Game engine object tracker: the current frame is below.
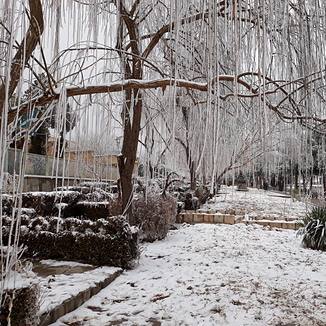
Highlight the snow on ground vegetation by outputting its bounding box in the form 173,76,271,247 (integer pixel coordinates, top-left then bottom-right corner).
48,188,326,326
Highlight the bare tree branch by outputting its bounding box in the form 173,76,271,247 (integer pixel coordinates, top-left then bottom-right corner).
10,73,326,130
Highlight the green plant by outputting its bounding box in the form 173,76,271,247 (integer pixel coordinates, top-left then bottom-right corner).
298,206,326,251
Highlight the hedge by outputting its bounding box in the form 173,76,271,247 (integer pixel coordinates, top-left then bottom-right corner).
2,216,138,269
1,283,40,326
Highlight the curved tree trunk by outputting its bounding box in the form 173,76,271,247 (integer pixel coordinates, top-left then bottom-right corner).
0,0,44,114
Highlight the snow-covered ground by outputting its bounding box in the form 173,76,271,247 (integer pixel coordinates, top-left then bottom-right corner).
38,263,121,314
202,187,310,221
47,188,326,326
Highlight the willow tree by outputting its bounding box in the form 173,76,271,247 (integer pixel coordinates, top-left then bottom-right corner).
1,0,326,221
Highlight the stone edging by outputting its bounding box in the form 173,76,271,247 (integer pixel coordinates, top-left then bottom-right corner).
39,269,122,326
177,211,301,230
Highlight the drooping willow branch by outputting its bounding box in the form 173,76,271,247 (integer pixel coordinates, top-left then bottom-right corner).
8,73,326,128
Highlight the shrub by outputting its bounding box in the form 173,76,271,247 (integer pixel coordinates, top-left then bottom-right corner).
2,216,138,268
22,191,82,217
20,187,121,219
1,195,14,215
298,206,326,251
0,283,40,326
107,197,123,217
132,194,177,242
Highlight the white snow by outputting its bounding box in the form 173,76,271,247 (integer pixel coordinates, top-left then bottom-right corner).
39,259,94,268
39,266,121,314
44,188,326,326
77,201,110,206
202,187,310,221
2,270,36,291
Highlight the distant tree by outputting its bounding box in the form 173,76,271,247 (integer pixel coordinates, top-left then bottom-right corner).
2,0,326,221
29,123,48,155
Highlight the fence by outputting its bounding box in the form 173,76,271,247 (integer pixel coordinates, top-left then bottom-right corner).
3,149,119,192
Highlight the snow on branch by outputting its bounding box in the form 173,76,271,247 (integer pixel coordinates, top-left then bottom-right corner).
6,77,224,123
5,72,326,133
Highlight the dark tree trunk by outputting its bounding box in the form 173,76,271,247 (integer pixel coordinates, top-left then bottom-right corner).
115,1,143,223
294,164,299,190
118,89,142,224
190,160,196,190
0,0,44,117
302,173,307,193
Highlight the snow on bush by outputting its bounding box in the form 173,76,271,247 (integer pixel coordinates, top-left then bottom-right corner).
1,195,14,216
2,216,138,268
298,206,326,251
22,191,81,217
20,185,121,219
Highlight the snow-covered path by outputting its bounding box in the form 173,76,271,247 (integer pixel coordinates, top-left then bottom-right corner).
50,223,326,326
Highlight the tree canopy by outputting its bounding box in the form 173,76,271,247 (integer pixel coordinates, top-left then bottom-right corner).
1,0,326,211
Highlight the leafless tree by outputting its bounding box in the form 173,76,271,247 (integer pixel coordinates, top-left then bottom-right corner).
1,0,326,221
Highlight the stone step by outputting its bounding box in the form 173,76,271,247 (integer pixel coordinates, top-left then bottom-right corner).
177,212,301,230
243,220,300,230
177,212,235,225
182,210,302,222
39,268,122,326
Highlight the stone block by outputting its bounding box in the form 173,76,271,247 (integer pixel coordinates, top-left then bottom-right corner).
224,214,235,224
203,214,214,223
193,213,204,223
52,304,66,324
214,214,224,223
225,209,236,215
183,214,194,223
282,222,294,230
256,220,270,226
263,216,275,221
198,209,208,214
177,213,189,223
274,216,285,220
268,221,283,228
286,217,297,221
